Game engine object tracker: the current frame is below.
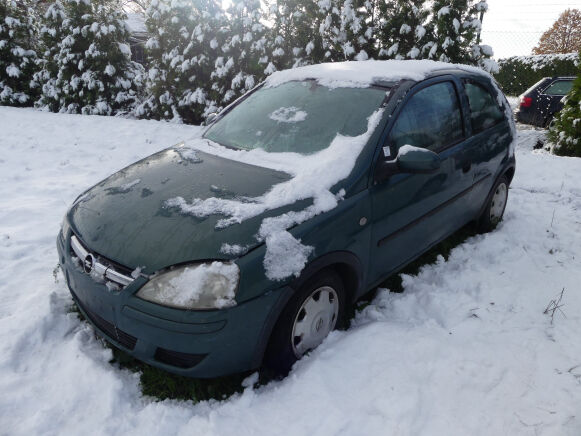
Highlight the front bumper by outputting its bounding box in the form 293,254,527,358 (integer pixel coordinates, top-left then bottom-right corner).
57,231,292,378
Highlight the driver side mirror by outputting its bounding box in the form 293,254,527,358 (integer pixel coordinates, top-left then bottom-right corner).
375,144,442,183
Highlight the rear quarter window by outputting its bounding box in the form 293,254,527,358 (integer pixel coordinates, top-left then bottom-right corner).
543,80,573,96
464,82,504,134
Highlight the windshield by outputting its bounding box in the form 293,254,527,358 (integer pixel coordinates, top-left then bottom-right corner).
204,81,388,155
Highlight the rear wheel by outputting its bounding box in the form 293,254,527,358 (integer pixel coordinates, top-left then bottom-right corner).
264,269,346,374
477,175,509,233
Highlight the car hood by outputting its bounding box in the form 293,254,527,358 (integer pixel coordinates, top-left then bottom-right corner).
68,145,292,273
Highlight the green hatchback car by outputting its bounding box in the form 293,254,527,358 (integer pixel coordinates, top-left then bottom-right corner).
58,60,516,377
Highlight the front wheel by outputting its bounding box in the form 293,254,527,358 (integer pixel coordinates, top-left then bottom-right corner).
477,175,509,233
264,269,347,374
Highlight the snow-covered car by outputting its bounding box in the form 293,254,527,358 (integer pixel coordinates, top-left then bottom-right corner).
57,60,516,377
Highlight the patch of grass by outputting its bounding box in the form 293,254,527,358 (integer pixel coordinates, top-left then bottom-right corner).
68,299,252,402
67,300,86,321
107,346,251,402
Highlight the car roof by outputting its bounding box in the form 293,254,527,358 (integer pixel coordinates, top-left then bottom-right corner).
264,60,492,89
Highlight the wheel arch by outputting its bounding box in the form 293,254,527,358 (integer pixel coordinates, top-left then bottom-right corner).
291,250,364,303
504,165,515,185
251,250,364,369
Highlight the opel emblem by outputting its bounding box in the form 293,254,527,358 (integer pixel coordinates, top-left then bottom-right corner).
84,254,94,274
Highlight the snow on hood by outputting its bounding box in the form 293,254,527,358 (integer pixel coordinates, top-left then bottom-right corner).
264,59,488,89
171,109,384,280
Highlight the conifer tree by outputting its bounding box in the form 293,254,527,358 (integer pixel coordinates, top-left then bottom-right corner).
318,0,372,61
548,51,581,157
35,0,67,111
376,0,429,60
427,0,493,70
45,0,142,115
0,0,39,106
210,0,266,109
265,0,326,70
137,0,221,123
175,0,223,122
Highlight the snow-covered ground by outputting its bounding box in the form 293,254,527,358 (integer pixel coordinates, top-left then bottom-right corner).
1,107,580,435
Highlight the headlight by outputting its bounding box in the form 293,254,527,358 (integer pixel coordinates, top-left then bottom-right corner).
61,216,71,237
136,262,239,310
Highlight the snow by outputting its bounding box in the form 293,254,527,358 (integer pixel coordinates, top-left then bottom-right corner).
397,144,423,156
6,64,20,77
220,243,249,256
437,6,450,17
268,106,307,123
117,178,141,192
2,108,581,435
264,60,488,90
499,53,580,70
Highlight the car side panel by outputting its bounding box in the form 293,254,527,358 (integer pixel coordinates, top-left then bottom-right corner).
367,77,475,285
465,119,513,213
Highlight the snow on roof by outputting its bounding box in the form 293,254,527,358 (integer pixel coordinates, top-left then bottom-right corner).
125,12,146,34
264,59,489,89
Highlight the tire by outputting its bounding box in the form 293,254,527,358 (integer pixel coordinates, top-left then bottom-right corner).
477,175,509,233
264,269,347,375
544,114,555,129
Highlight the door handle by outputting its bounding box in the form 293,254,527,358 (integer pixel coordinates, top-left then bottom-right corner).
462,162,472,173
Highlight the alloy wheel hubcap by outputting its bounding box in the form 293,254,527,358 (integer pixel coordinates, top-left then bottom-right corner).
490,183,508,224
291,286,339,357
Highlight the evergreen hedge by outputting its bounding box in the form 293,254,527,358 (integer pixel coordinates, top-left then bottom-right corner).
548,51,581,157
494,53,579,96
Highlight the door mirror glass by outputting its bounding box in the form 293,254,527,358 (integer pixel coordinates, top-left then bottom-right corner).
204,112,218,125
397,144,441,173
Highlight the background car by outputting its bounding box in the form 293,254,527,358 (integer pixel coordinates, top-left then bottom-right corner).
515,76,574,127
58,61,516,378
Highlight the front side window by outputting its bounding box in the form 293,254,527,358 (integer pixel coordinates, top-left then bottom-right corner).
204,81,387,155
389,81,464,152
464,82,504,134
543,80,573,96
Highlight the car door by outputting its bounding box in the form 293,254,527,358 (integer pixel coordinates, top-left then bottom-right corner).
461,79,512,214
368,78,474,285
537,79,574,125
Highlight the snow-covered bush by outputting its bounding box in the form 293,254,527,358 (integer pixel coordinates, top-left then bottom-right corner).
376,0,430,60
548,51,581,157
0,0,39,106
428,0,495,71
265,0,324,70
317,0,371,62
34,1,66,112
209,0,267,108
495,53,579,96
38,0,142,115
135,0,223,124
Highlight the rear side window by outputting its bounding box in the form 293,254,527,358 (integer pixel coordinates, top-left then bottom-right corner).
464,82,504,134
543,80,573,96
390,81,464,152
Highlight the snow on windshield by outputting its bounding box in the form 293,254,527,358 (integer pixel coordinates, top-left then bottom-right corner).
268,106,307,123
168,109,383,280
